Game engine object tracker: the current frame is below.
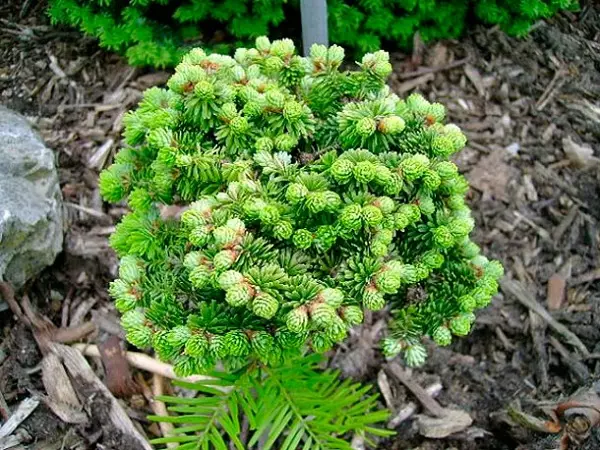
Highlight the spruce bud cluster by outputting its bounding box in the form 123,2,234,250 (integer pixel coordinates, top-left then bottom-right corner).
101,37,502,375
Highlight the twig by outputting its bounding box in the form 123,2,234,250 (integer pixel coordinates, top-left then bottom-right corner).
53,322,96,343
570,268,600,286
388,382,443,428
536,68,567,111
0,390,10,422
399,58,469,80
152,374,177,448
500,279,590,356
72,344,218,385
0,282,26,324
0,397,39,438
549,336,590,383
529,310,549,391
384,363,446,418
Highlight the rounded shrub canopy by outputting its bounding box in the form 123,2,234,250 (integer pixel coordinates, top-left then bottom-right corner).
101,37,503,376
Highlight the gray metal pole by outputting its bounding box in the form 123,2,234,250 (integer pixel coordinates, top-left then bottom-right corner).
300,0,329,56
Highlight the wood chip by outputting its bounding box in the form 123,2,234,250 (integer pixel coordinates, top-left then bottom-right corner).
547,273,566,311
501,279,589,356
396,73,435,94
388,382,443,428
464,64,485,97
468,148,518,201
552,205,580,243
570,268,600,286
98,336,139,398
416,409,473,438
50,343,153,450
0,397,39,439
562,136,600,168
385,363,446,418
41,352,87,424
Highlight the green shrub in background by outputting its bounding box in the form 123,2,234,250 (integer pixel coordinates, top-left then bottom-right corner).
99,37,502,447
48,0,578,68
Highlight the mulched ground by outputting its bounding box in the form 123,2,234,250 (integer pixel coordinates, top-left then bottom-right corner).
1,1,599,449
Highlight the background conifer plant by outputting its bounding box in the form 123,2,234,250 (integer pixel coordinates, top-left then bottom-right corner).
100,37,503,447
48,0,579,67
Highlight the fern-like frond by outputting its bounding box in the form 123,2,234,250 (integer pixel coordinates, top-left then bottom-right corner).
150,356,392,449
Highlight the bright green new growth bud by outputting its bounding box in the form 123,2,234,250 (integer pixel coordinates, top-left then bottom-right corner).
378,116,405,134
293,229,313,249
450,314,474,336
432,326,452,346
286,183,309,204
382,338,403,358
214,249,237,270
401,154,430,181
306,191,329,213
226,283,254,307
287,307,309,333
189,265,211,288
310,303,337,327
274,134,298,151
103,40,500,374
404,343,427,367
185,334,208,357
432,226,455,249
341,305,364,325
119,255,143,283
421,250,444,269
320,288,344,308
213,226,238,247
435,161,459,180
218,270,245,290
356,117,377,137
458,295,477,312
485,260,505,280
259,204,280,225
362,205,383,226
331,159,355,183
363,288,385,311
252,292,279,319
255,136,274,152
168,325,191,349
353,161,377,183
273,221,293,240
375,271,401,294
340,204,363,231
225,330,251,357
374,196,395,214
421,169,441,191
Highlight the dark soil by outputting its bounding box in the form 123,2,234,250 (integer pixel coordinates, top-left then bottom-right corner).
1,1,599,449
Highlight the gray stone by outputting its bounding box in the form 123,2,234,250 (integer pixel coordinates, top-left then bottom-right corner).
0,106,63,289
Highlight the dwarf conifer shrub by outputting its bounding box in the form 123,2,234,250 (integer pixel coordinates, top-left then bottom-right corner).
100,38,503,447
48,0,578,67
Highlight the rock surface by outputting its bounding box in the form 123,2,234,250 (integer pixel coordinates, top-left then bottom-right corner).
0,106,63,289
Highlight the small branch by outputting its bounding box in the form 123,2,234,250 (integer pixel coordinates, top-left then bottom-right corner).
152,374,177,449
53,322,96,343
388,382,443,428
384,362,446,418
501,279,590,356
72,344,219,386
549,336,590,383
398,57,469,80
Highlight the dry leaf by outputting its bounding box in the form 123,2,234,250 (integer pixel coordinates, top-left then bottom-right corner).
416,409,473,438
562,137,599,168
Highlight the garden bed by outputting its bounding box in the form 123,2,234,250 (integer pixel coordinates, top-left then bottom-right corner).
1,1,599,448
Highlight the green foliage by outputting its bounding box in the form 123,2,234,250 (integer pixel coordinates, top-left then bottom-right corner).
101,38,503,447
48,0,579,67
149,355,392,449
102,37,502,371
